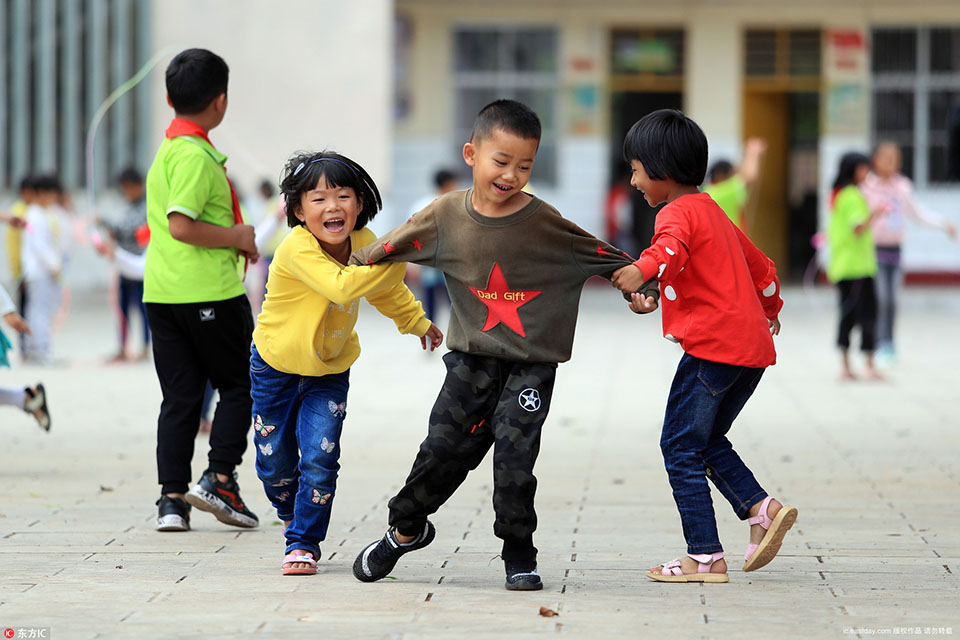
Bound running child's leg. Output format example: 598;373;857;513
147;303;206;497
700;364;797;570
491;361;555;590
700;365;767;520
250;346;301;533
0;385;25;408
648;354;733;579
285;369;350;561
201;296;255;479
353;351;499;583
387;351;501;536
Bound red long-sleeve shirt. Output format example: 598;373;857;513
634;193;782;368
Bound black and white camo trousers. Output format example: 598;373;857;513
388;350;557;563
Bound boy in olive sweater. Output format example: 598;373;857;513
351;99;658;591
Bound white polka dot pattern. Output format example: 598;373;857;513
665;247;675;256
664;333;679;343
664;285;677;301
658;264;666;278
762;281;777;297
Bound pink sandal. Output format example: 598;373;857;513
646;552;729;583
281;549;318;576
743;496;798;572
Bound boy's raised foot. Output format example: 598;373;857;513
185;470;259;528
352;521;435;582
505;560;543;591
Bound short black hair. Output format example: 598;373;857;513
708;160;734;183
433;168;457;189
470;99;541;144
832;152;870;191
166;48;229;115
622;109;708;186
32;173;62;193
19;174;37;192
259;179;275;198
279;151;382;230
117;166;143;185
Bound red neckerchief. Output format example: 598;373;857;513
165;117;247;275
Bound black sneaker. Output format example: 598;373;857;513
156;496;191;532
23;384;50;432
505;560;543;591
185;470;259;528
353;521;436;582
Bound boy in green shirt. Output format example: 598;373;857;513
144;48;260;532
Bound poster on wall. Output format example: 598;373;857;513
826;83;869;136
566;85;598;135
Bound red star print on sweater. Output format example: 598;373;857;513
468;263;541;337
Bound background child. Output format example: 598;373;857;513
703;137;767;231
144;48;260;533
252;151;441;576
21;174;68;365
828;152;882;380
611;109;797;583
349;99;659;591
860;142;958;363
1;283;50;431
98;166;150;362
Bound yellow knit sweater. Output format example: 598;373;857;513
253;225;431;376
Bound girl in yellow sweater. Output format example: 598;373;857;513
251;151;442;575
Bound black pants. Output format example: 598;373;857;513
388;351;557;564
146;295;254;495
836;277;878;353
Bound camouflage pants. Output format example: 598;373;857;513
388;350;557;563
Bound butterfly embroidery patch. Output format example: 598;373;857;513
254;415;275;437
312;489;332;506
328;401;346;417
320;437;336;454
258;443;273;456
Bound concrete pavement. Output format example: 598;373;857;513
1;283;958;639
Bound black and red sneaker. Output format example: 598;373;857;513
185;470;259;529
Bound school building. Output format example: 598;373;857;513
2;0;959;287
392;0;960;278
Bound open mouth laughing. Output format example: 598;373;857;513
323;217;346;233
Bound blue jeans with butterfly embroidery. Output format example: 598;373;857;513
250;344;350;557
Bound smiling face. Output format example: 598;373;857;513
463;127;539;216
629;159;670;207
295;175;362;248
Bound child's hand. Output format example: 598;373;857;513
611;264;646;293
628;292;659;314
420;323;443;352
234;224;260;264
768;316;781;335
3;312;31;335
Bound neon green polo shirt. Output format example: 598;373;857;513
143;135;245;303
704;175;747;228
827;185;877;283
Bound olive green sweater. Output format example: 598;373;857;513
350;189;657;363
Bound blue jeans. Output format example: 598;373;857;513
250;345;349;556
661;353;768;555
